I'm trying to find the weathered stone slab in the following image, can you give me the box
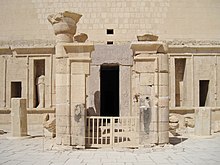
[74,33,88,43]
[11,98,27,137]
[137,34,158,41]
[195,108,211,136]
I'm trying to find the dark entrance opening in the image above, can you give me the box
[100,65,119,117]
[199,80,209,107]
[11,82,22,98]
[175,58,186,107]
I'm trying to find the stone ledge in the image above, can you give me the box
[0,108,55,114]
[170,107,220,114]
[27,108,56,114]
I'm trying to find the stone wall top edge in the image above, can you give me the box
[169,45,220,48]
[0,40,56,48]
[1,39,220,46]
[168,46,220,54]
[165,40,220,46]
[169,107,220,111]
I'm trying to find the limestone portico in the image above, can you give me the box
[0,0,220,149]
[46,11,170,147]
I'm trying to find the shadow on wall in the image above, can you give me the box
[87,91,100,116]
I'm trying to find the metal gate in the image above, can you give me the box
[86,116,139,148]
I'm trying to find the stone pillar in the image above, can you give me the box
[48,11,94,147]
[195,107,211,136]
[70,52,92,148]
[55,44,71,145]
[158,53,169,144]
[120,65,132,116]
[131,40,169,146]
[55,43,94,147]
[11,98,28,137]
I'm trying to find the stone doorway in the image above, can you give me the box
[100,65,119,117]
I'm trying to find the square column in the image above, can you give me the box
[131,41,169,146]
[195,107,211,136]
[55,43,94,147]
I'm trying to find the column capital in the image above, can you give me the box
[48,11,82,43]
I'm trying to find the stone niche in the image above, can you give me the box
[130,39,169,146]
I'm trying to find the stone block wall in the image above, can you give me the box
[1,0,220,42]
[169,46,220,108]
[0,47,55,109]
[131,41,169,145]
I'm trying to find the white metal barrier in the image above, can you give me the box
[86,116,139,148]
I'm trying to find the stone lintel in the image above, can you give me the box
[63,43,95,54]
[130,41,168,54]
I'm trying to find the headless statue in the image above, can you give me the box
[36,75,45,108]
[140,97,150,111]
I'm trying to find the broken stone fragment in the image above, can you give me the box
[157,43,168,53]
[74,33,88,43]
[43,113,56,138]
[184,117,195,128]
[169,115,179,123]
[169,122,179,130]
[213,121,220,133]
[137,34,159,41]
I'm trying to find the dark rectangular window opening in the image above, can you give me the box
[11,82,22,98]
[100,65,119,117]
[107,41,113,45]
[199,80,209,107]
[107,29,114,35]
[34,59,45,107]
[175,58,186,107]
